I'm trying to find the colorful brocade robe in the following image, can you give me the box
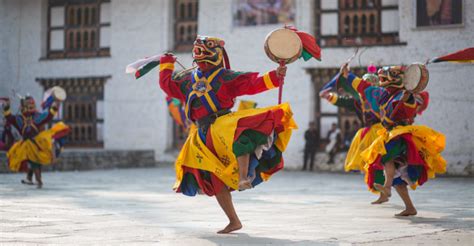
[339,73,419,126]
[159,56,280,122]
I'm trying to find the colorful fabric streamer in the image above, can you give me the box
[286,26,322,61]
[430,47,474,63]
[125,54,161,79]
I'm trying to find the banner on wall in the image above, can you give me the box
[233,0,295,27]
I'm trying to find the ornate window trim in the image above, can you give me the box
[46,0,111,59]
[37,76,109,148]
[314,0,405,47]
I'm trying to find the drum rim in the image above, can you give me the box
[52,86,67,101]
[264,28,302,64]
[404,63,429,93]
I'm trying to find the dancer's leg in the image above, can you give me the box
[374,160,395,197]
[34,168,43,189]
[237,154,252,190]
[215,187,242,234]
[394,184,417,216]
[22,169,34,185]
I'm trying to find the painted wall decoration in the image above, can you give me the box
[233,0,295,26]
[416,0,463,27]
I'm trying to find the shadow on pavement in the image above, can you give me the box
[202,233,333,246]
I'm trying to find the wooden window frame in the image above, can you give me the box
[314,0,404,47]
[46,0,111,59]
[37,76,109,148]
[174,0,199,52]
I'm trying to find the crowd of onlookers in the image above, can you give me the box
[302,121,359,171]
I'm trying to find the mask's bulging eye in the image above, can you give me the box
[206,41,216,48]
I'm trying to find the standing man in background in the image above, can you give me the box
[303,121,319,171]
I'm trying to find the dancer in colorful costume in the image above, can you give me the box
[320,64,387,204]
[338,63,446,216]
[158,35,297,233]
[3,96,69,188]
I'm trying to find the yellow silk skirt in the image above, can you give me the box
[345,123,384,172]
[361,125,446,185]
[7,122,69,172]
[173,103,297,191]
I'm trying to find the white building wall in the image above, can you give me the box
[1,0,473,174]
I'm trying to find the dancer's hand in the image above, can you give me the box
[163,52,177,62]
[340,63,350,78]
[319,89,332,101]
[51,100,60,111]
[276,65,287,78]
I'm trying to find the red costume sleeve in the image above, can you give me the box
[158,55,186,101]
[226,70,280,97]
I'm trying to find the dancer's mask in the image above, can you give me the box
[377,66,405,88]
[193,36,230,70]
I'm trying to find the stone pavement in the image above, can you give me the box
[0,167,473,245]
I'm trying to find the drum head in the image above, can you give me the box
[52,86,67,101]
[404,63,429,92]
[265,28,302,64]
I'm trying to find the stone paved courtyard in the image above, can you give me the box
[0,167,473,245]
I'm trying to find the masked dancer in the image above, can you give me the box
[337,63,445,216]
[158,35,297,233]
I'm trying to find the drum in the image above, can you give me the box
[51,86,67,101]
[404,63,429,93]
[42,86,67,109]
[264,28,302,64]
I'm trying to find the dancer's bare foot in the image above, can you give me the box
[217,221,242,234]
[374,183,391,197]
[395,208,417,216]
[371,194,389,204]
[238,180,252,191]
[21,179,34,185]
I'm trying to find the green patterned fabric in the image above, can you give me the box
[232,129,268,157]
[334,95,357,110]
[381,139,407,164]
[374,170,385,185]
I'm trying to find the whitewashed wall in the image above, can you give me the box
[1,0,472,174]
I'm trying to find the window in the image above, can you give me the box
[38,76,109,148]
[47,0,111,59]
[314,0,401,47]
[306,67,366,150]
[174,0,199,52]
